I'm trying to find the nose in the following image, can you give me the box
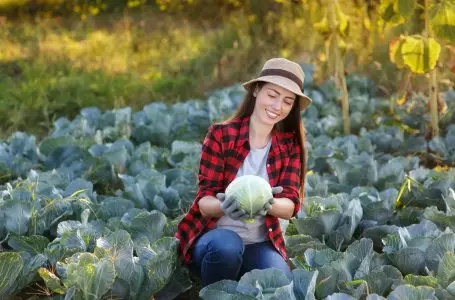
[271,99,282,111]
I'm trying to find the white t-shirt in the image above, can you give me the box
[216,138,272,244]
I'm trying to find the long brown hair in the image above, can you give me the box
[227,82,307,203]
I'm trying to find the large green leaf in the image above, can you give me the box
[293,209,342,238]
[35,197,74,235]
[98,197,135,219]
[330,199,363,248]
[38,267,65,295]
[123,210,167,244]
[155,264,193,300]
[423,206,455,231]
[292,269,318,300]
[388,247,426,275]
[437,251,455,288]
[65,253,116,300]
[8,234,50,255]
[94,230,135,283]
[345,238,374,279]
[285,234,328,258]
[199,280,257,300]
[137,237,179,297]
[425,232,455,272]
[315,254,357,299]
[93,230,145,298]
[102,146,130,173]
[3,200,33,235]
[387,284,436,300]
[402,274,439,288]
[238,268,295,299]
[429,0,455,43]
[39,136,77,156]
[10,252,47,293]
[397,0,417,18]
[359,265,402,295]
[305,248,345,269]
[0,252,24,298]
[401,35,441,74]
[379,0,405,24]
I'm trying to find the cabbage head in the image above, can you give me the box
[225,175,273,223]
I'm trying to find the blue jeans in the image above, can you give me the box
[189,228,292,287]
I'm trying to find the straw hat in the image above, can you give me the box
[242,57,312,111]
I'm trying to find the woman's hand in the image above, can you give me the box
[216,193,249,220]
[198,193,248,220]
[255,185,295,220]
[256,186,283,216]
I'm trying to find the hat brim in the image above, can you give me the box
[242,75,312,111]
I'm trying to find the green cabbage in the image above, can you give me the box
[225,175,273,223]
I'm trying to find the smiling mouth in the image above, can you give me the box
[265,109,279,119]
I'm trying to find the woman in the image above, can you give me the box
[175,57,312,288]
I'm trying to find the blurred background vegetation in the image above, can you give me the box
[0,0,453,139]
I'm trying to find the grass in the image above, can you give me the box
[1,2,453,140]
[0,7,274,139]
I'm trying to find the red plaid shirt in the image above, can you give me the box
[175,115,302,264]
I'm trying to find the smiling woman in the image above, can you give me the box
[175,57,313,288]
[252,83,296,130]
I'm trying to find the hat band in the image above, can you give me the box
[259,68,303,90]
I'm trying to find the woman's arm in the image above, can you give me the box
[271,136,303,218]
[200,194,295,220]
[268,197,295,220]
[193,124,226,210]
[198,195,225,218]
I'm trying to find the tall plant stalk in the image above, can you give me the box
[425,0,440,137]
[327,0,350,134]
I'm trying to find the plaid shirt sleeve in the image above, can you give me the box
[274,135,302,217]
[175,123,224,263]
[195,123,225,200]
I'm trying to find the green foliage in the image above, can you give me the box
[0,2,455,298]
[429,0,455,43]
[0,252,24,298]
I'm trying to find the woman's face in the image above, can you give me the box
[252,82,296,126]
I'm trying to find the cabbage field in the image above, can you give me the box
[1,70,455,300]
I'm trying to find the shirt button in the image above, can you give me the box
[269,228,272,232]
[267,164,270,167]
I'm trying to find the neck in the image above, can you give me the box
[249,115,273,148]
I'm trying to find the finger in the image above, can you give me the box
[220,195,234,208]
[238,210,249,219]
[264,202,272,210]
[234,211,249,220]
[271,186,283,194]
[258,209,268,216]
[225,200,240,213]
[220,197,233,210]
[231,209,247,219]
[216,193,226,201]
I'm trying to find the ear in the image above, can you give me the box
[253,86,260,97]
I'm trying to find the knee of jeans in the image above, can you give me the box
[206,229,244,262]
